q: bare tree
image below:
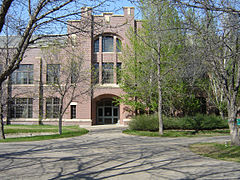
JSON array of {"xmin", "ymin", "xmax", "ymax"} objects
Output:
[
  {"xmin": 176, "ymin": 0, "xmax": 240, "ymax": 145},
  {"xmin": 42, "ymin": 40, "xmax": 90, "ymax": 134},
  {"xmin": 0, "ymin": 0, "xmax": 109, "ymax": 139}
]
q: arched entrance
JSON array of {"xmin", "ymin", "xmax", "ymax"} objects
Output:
[{"xmin": 96, "ymin": 98, "xmax": 119, "ymax": 124}]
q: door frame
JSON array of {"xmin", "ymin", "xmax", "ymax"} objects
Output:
[{"xmin": 96, "ymin": 99, "xmax": 119, "ymax": 125}]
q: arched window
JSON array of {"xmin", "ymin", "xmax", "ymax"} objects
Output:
[
  {"xmin": 102, "ymin": 36, "xmax": 113, "ymax": 52},
  {"xmin": 94, "ymin": 35, "xmax": 122, "ymax": 53}
]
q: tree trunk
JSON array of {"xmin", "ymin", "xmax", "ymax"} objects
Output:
[
  {"xmin": 0, "ymin": 113, "xmax": 5, "ymax": 139},
  {"xmin": 157, "ymin": 51, "xmax": 163, "ymax": 135},
  {"xmin": 59, "ymin": 116, "xmax": 62, "ymax": 135},
  {"xmin": 6, "ymin": 76, "xmax": 11, "ymax": 125},
  {"xmin": 220, "ymin": 111, "xmax": 224, "ymax": 119},
  {"xmin": 39, "ymin": 58, "xmax": 43, "ymax": 125},
  {"xmin": 58, "ymin": 99, "xmax": 63, "ymax": 135},
  {"xmin": 0, "ymin": 85, "xmax": 5, "ymax": 139},
  {"xmin": 228, "ymin": 99, "xmax": 240, "ymax": 145},
  {"xmin": 158, "ymin": 79, "xmax": 163, "ymax": 135}
]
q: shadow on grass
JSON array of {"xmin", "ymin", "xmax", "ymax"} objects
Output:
[{"xmin": 0, "ymin": 129, "xmax": 89, "ymax": 142}]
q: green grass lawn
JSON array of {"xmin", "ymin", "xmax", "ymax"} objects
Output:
[
  {"xmin": 123, "ymin": 129, "xmax": 230, "ymax": 137},
  {"xmin": 190, "ymin": 143, "xmax": 240, "ymax": 163},
  {"xmin": 0, "ymin": 124, "xmax": 88, "ymax": 142}
]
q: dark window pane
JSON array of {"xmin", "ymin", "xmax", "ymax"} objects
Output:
[
  {"xmin": 45, "ymin": 97, "xmax": 60, "ymax": 118},
  {"xmin": 102, "ymin": 36, "xmax": 113, "ymax": 52},
  {"xmin": 47, "ymin": 64, "xmax": 60, "ymax": 84},
  {"xmin": 11, "ymin": 98, "xmax": 33, "ymax": 118},
  {"xmin": 94, "ymin": 38, "xmax": 99, "ymax": 52},
  {"xmin": 114, "ymin": 118, "xmax": 118, "ymax": 123},
  {"xmin": 116, "ymin": 38, "xmax": 122, "ymax": 52},
  {"xmin": 102, "ymin": 63, "xmax": 114, "ymax": 84},
  {"xmin": 113, "ymin": 108, "xmax": 118, "ymax": 116},
  {"xmin": 11, "ymin": 64, "xmax": 33, "ymax": 84},
  {"xmin": 98, "ymin": 108, "xmax": 103, "ymax": 116},
  {"xmin": 117, "ymin": 63, "xmax": 122, "ymax": 84},
  {"xmin": 104, "ymin": 118, "xmax": 112, "ymax": 124},
  {"xmin": 104, "ymin": 107, "xmax": 112, "ymax": 116},
  {"xmin": 93, "ymin": 63, "xmax": 99, "ymax": 84},
  {"xmin": 71, "ymin": 105, "xmax": 76, "ymax": 119}
]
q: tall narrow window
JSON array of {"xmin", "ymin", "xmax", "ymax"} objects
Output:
[
  {"xmin": 102, "ymin": 36, "xmax": 113, "ymax": 52},
  {"xmin": 102, "ymin": 63, "xmax": 114, "ymax": 84},
  {"xmin": 70, "ymin": 62, "xmax": 78, "ymax": 84},
  {"xmin": 94, "ymin": 38, "xmax": 99, "ymax": 52},
  {"xmin": 47, "ymin": 64, "xmax": 60, "ymax": 84},
  {"xmin": 116, "ymin": 38, "xmax": 122, "ymax": 52},
  {"xmin": 93, "ymin": 63, "xmax": 99, "ymax": 84},
  {"xmin": 11, "ymin": 64, "xmax": 33, "ymax": 84},
  {"xmin": 117, "ymin": 62, "xmax": 122, "ymax": 84},
  {"xmin": 71, "ymin": 105, "xmax": 76, "ymax": 119},
  {"xmin": 11, "ymin": 98, "xmax": 33, "ymax": 118},
  {"xmin": 46, "ymin": 97, "xmax": 60, "ymax": 118}
]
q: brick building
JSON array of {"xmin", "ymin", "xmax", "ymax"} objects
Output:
[{"xmin": 1, "ymin": 7, "xmax": 141, "ymax": 126}]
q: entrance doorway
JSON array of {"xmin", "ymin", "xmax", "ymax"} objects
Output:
[{"xmin": 97, "ymin": 99, "xmax": 119, "ymax": 124}]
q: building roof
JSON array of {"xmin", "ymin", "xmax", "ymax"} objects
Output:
[{"xmin": 0, "ymin": 35, "xmax": 67, "ymax": 48}]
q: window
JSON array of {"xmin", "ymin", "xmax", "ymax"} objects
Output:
[
  {"xmin": 0, "ymin": 64, "xmax": 3, "ymax": 73},
  {"xmin": 47, "ymin": 64, "xmax": 60, "ymax": 84},
  {"xmin": 71, "ymin": 105, "xmax": 76, "ymax": 119},
  {"xmin": 117, "ymin": 62, "xmax": 122, "ymax": 83},
  {"xmin": 93, "ymin": 63, "xmax": 99, "ymax": 84},
  {"xmin": 116, "ymin": 38, "xmax": 122, "ymax": 52},
  {"xmin": 102, "ymin": 63, "xmax": 114, "ymax": 84},
  {"xmin": 11, "ymin": 98, "xmax": 33, "ymax": 118},
  {"xmin": 11, "ymin": 64, "xmax": 33, "ymax": 84},
  {"xmin": 102, "ymin": 36, "xmax": 113, "ymax": 52},
  {"xmin": 71, "ymin": 71, "xmax": 78, "ymax": 84},
  {"xmin": 46, "ymin": 97, "xmax": 60, "ymax": 118},
  {"xmin": 70, "ymin": 62, "xmax": 78, "ymax": 84},
  {"xmin": 94, "ymin": 38, "xmax": 99, "ymax": 52}
]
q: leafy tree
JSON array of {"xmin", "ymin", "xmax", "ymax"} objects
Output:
[{"xmin": 120, "ymin": 0, "xmax": 184, "ymax": 134}]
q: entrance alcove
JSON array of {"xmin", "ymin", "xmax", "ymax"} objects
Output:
[{"xmin": 92, "ymin": 95, "xmax": 120, "ymax": 125}]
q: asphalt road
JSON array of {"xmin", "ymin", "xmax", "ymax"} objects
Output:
[{"xmin": 0, "ymin": 125, "xmax": 239, "ymax": 180}]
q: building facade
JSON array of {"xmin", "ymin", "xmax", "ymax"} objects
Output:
[{"xmin": 2, "ymin": 7, "xmax": 141, "ymax": 126}]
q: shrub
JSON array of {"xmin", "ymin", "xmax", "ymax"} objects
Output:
[
  {"xmin": 129, "ymin": 113, "xmax": 228, "ymax": 131},
  {"xmin": 129, "ymin": 114, "xmax": 158, "ymax": 131}
]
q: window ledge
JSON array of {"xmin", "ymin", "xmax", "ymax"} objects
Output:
[
  {"xmin": 11, "ymin": 84, "xmax": 35, "ymax": 87},
  {"xmin": 94, "ymin": 52, "xmax": 122, "ymax": 54},
  {"xmin": 98, "ymin": 83, "xmax": 120, "ymax": 88}
]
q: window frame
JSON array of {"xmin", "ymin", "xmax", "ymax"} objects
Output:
[
  {"xmin": 116, "ymin": 62, "xmax": 122, "ymax": 84},
  {"xmin": 11, "ymin": 64, "xmax": 34, "ymax": 84},
  {"xmin": 46, "ymin": 97, "xmax": 60, "ymax": 118},
  {"xmin": 102, "ymin": 63, "xmax": 114, "ymax": 84},
  {"xmin": 116, "ymin": 38, "xmax": 122, "ymax": 52},
  {"xmin": 102, "ymin": 36, "xmax": 114, "ymax": 52},
  {"xmin": 94, "ymin": 38, "xmax": 99, "ymax": 52},
  {"xmin": 11, "ymin": 98, "xmax": 33, "ymax": 118},
  {"xmin": 93, "ymin": 63, "xmax": 99, "ymax": 84},
  {"xmin": 46, "ymin": 64, "xmax": 60, "ymax": 84},
  {"xmin": 71, "ymin": 105, "xmax": 77, "ymax": 119}
]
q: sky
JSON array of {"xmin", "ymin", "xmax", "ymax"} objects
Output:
[
  {"xmin": 0, "ymin": 0, "xmax": 141, "ymax": 36},
  {"xmin": 102, "ymin": 0, "xmax": 141, "ymax": 19},
  {"xmin": 93, "ymin": 0, "xmax": 141, "ymax": 19}
]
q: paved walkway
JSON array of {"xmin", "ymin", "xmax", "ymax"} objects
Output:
[{"xmin": 0, "ymin": 125, "xmax": 239, "ymax": 180}]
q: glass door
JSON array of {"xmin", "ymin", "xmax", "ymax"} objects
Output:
[{"xmin": 97, "ymin": 99, "xmax": 119, "ymax": 124}]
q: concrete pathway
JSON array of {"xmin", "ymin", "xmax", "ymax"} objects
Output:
[{"xmin": 0, "ymin": 125, "xmax": 239, "ymax": 180}]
